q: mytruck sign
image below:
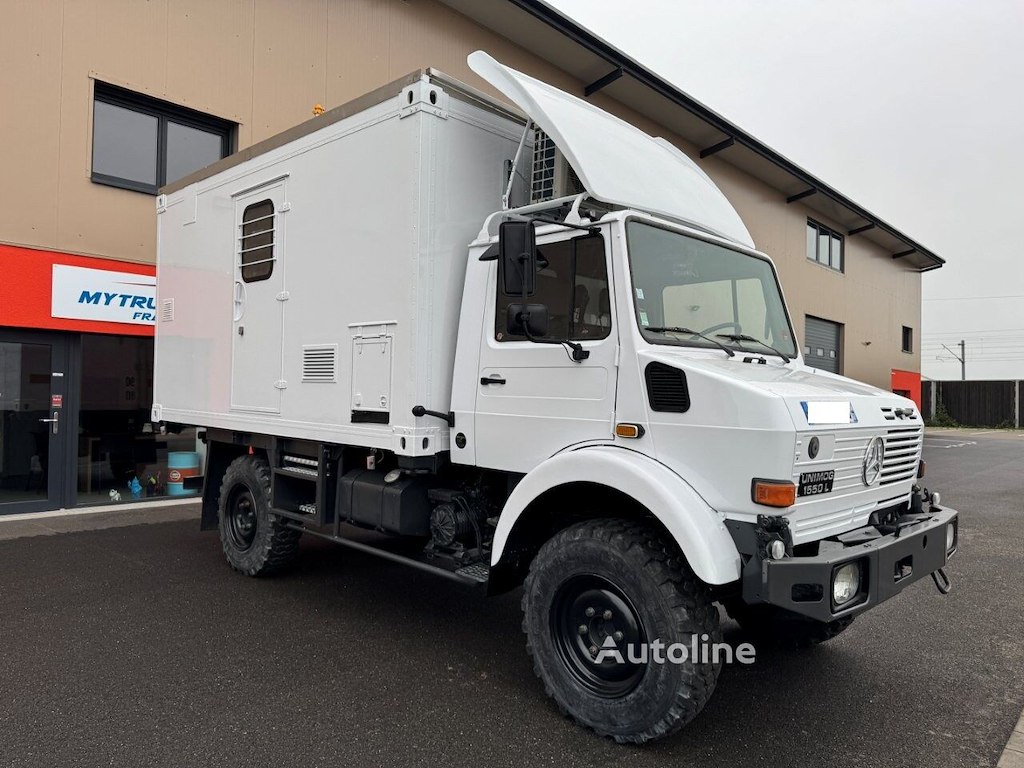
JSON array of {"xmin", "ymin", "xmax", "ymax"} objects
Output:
[{"xmin": 51, "ymin": 265, "xmax": 157, "ymax": 326}]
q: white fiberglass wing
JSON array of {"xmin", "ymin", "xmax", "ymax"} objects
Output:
[{"xmin": 468, "ymin": 50, "xmax": 754, "ymax": 249}]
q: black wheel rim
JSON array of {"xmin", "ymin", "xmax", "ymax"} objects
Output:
[
  {"xmin": 550, "ymin": 574, "xmax": 647, "ymax": 698},
  {"xmin": 226, "ymin": 484, "xmax": 258, "ymax": 552}
]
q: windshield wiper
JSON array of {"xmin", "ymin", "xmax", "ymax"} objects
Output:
[
  {"xmin": 644, "ymin": 326, "xmax": 735, "ymax": 357},
  {"xmin": 717, "ymin": 333, "xmax": 791, "ymax": 363}
]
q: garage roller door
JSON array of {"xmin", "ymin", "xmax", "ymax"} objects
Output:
[{"xmin": 804, "ymin": 316, "xmax": 841, "ymax": 373}]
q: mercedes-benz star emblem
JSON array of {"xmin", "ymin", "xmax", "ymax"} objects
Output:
[{"xmin": 862, "ymin": 436, "xmax": 885, "ymax": 485}]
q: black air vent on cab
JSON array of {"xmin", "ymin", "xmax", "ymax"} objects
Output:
[{"xmin": 645, "ymin": 362, "xmax": 690, "ymax": 413}]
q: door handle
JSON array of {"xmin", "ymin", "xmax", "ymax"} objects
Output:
[
  {"xmin": 39, "ymin": 411, "xmax": 58, "ymax": 435},
  {"xmin": 480, "ymin": 375, "xmax": 506, "ymax": 386}
]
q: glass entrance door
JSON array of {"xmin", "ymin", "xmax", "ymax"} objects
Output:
[{"xmin": 0, "ymin": 331, "xmax": 70, "ymax": 514}]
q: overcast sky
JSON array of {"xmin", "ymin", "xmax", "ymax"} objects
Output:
[{"xmin": 549, "ymin": 0, "xmax": 1024, "ymax": 380}]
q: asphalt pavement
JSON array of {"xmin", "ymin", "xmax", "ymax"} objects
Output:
[{"xmin": 0, "ymin": 429, "xmax": 1021, "ymax": 767}]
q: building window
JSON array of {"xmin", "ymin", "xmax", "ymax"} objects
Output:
[
  {"xmin": 91, "ymin": 82, "xmax": 233, "ymax": 194},
  {"xmin": 806, "ymin": 219, "xmax": 844, "ymax": 272},
  {"xmin": 496, "ymin": 234, "xmax": 610, "ymax": 342},
  {"xmin": 239, "ymin": 200, "xmax": 275, "ymax": 283},
  {"xmin": 902, "ymin": 326, "xmax": 913, "ymax": 353}
]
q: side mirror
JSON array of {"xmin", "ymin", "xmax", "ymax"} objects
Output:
[
  {"xmin": 499, "ymin": 220, "xmax": 537, "ymax": 296},
  {"xmin": 506, "ymin": 303, "xmax": 549, "ymax": 337}
]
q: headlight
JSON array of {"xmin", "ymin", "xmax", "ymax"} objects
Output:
[
  {"xmin": 832, "ymin": 562, "xmax": 861, "ymax": 607},
  {"xmin": 946, "ymin": 522, "xmax": 957, "ymax": 553}
]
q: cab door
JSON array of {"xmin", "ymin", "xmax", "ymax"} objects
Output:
[
  {"xmin": 231, "ymin": 181, "xmax": 286, "ymax": 413},
  {"xmin": 473, "ymin": 228, "xmax": 617, "ymax": 473}
]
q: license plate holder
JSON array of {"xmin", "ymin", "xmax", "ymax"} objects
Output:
[{"xmin": 798, "ymin": 470, "xmax": 835, "ymax": 497}]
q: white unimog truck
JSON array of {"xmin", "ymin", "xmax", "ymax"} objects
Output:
[{"xmin": 153, "ymin": 52, "xmax": 958, "ymax": 743}]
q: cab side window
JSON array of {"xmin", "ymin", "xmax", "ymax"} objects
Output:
[{"xmin": 495, "ymin": 233, "xmax": 610, "ymax": 342}]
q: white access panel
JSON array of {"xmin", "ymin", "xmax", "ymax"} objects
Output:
[{"xmin": 350, "ymin": 326, "xmax": 394, "ymax": 417}]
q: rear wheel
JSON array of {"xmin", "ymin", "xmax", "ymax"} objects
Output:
[
  {"xmin": 725, "ymin": 602, "xmax": 854, "ymax": 648},
  {"xmin": 522, "ymin": 519, "xmax": 721, "ymax": 744},
  {"xmin": 217, "ymin": 455, "xmax": 301, "ymax": 576}
]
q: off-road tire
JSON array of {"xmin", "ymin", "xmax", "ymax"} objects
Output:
[
  {"xmin": 522, "ymin": 519, "xmax": 721, "ymax": 744},
  {"xmin": 217, "ymin": 454, "xmax": 301, "ymax": 576},
  {"xmin": 724, "ymin": 601, "xmax": 854, "ymax": 649}
]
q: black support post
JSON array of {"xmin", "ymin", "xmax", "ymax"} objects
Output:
[
  {"xmin": 583, "ymin": 67, "xmax": 623, "ymax": 97},
  {"xmin": 699, "ymin": 137, "xmax": 734, "ymax": 158},
  {"xmin": 786, "ymin": 188, "xmax": 816, "ymax": 204}
]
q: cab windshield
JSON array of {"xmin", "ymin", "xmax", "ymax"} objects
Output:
[{"xmin": 626, "ymin": 220, "xmax": 797, "ymax": 357}]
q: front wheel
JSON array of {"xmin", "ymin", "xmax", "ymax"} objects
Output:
[
  {"xmin": 217, "ymin": 454, "xmax": 301, "ymax": 576},
  {"xmin": 522, "ymin": 519, "xmax": 721, "ymax": 744}
]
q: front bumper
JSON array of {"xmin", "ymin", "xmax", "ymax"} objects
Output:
[{"xmin": 731, "ymin": 505, "xmax": 958, "ymax": 623}]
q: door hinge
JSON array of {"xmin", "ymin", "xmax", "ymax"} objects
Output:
[{"xmin": 274, "ymin": 380, "xmax": 288, "ymax": 389}]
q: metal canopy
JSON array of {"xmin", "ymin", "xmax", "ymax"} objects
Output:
[{"xmin": 440, "ymin": 0, "xmax": 944, "ymax": 272}]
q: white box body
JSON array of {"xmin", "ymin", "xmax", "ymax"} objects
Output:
[{"xmin": 152, "ymin": 71, "xmax": 526, "ymax": 459}]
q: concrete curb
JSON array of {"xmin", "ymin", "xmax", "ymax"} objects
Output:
[
  {"xmin": 998, "ymin": 710, "xmax": 1024, "ymax": 767},
  {"xmin": 0, "ymin": 499, "xmax": 200, "ymax": 542}
]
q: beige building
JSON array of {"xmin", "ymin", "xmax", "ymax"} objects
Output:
[{"xmin": 0, "ymin": 0, "xmax": 942, "ymax": 514}]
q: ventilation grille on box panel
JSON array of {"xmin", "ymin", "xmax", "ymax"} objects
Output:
[
  {"xmin": 645, "ymin": 362, "xmax": 690, "ymax": 413},
  {"xmin": 530, "ymin": 128, "xmax": 584, "ymax": 203},
  {"xmin": 160, "ymin": 299, "xmax": 174, "ymax": 322},
  {"xmin": 302, "ymin": 344, "xmax": 337, "ymax": 382}
]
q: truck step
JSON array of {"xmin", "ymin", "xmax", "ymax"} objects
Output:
[
  {"xmin": 454, "ymin": 563, "xmax": 490, "ymax": 583},
  {"xmin": 282, "ymin": 455, "xmax": 319, "ymax": 468},
  {"xmin": 275, "ymin": 465, "xmax": 318, "ymax": 479}
]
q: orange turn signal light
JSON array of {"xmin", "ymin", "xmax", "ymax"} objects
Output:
[
  {"xmin": 917, "ymin": 460, "xmax": 926, "ymax": 479},
  {"xmin": 751, "ymin": 479, "xmax": 797, "ymax": 508},
  {"xmin": 615, "ymin": 423, "xmax": 646, "ymax": 439}
]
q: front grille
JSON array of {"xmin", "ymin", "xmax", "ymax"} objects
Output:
[
  {"xmin": 645, "ymin": 362, "xmax": 690, "ymax": 413},
  {"xmin": 794, "ymin": 425, "xmax": 922, "ymax": 496},
  {"xmin": 880, "ymin": 426, "xmax": 922, "ymax": 485},
  {"xmin": 790, "ymin": 424, "xmax": 922, "ymax": 542}
]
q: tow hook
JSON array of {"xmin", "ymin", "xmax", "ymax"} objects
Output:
[{"xmin": 931, "ymin": 568, "xmax": 952, "ymax": 595}]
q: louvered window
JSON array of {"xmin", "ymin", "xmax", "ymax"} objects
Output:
[{"xmin": 240, "ymin": 199, "xmax": 274, "ymax": 283}]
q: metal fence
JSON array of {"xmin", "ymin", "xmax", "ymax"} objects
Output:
[{"xmin": 922, "ymin": 380, "xmax": 1022, "ymax": 427}]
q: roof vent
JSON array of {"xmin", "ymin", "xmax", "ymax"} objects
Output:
[
  {"xmin": 645, "ymin": 362, "xmax": 690, "ymax": 413},
  {"xmin": 302, "ymin": 344, "xmax": 337, "ymax": 383},
  {"xmin": 530, "ymin": 128, "xmax": 584, "ymax": 203}
]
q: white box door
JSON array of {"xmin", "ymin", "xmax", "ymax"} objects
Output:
[{"xmin": 231, "ymin": 182, "xmax": 286, "ymax": 413}]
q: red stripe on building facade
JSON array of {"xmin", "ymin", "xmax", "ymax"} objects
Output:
[{"xmin": 0, "ymin": 243, "xmax": 155, "ymax": 337}]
